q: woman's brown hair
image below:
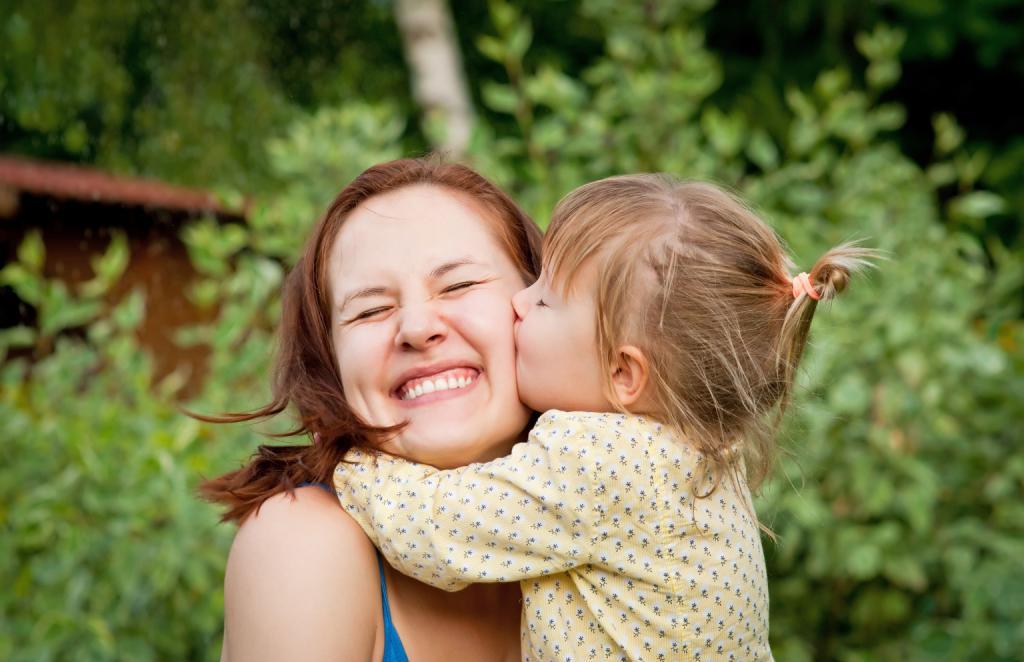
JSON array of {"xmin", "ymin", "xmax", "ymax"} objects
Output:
[{"xmin": 198, "ymin": 156, "xmax": 543, "ymax": 523}]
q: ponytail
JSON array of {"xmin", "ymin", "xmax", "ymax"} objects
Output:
[{"xmin": 775, "ymin": 242, "xmax": 878, "ymax": 416}]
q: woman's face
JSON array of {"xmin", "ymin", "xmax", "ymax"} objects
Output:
[{"xmin": 328, "ymin": 184, "xmax": 531, "ymax": 468}]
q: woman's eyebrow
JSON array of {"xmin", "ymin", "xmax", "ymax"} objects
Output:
[
  {"xmin": 339, "ymin": 286, "xmax": 389, "ymax": 311},
  {"xmin": 429, "ymin": 257, "xmax": 481, "ymax": 280}
]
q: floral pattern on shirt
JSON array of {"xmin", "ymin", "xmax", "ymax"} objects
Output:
[{"xmin": 335, "ymin": 410, "xmax": 772, "ymax": 661}]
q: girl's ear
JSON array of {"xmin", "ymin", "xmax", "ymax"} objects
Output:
[{"xmin": 610, "ymin": 345, "xmax": 649, "ymax": 408}]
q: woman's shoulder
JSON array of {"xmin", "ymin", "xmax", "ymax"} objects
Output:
[
  {"xmin": 236, "ymin": 483, "xmax": 374, "ymax": 547},
  {"xmin": 222, "ymin": 486, "xmax": 384, "ymax": 661}
]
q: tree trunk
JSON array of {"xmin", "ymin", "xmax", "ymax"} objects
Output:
[{"xmin": 393, "ymin": 0, "xmax": 474, "ymax": 156}]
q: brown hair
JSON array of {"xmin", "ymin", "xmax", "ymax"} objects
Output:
[
  {"xmin": 544, "ymin": 174, "xmax": 874, "ymax": 497},
  {"xmin": 199, "ymin": 156, "xmax": 543, "ymax": 523}
]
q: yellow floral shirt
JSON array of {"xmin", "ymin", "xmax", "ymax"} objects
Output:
[{"xmin": 334, "ymin": 411, "xmax": 772, "ymax": 661}]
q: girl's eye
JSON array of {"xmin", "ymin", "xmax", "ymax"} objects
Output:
[
  {"xmin": 536, "ymin": 299, "xmax": 548, "ymax": 308},
  {"xmin": 442, "ymin": 281, "xmax": 478, "ymax": 294}
]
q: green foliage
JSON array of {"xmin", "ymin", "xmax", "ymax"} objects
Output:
[
  {"xmin": 0, "ymin": 0, "xmax": 424, "ymax": 192},
  {"xmin": 0, "ymin": 0, "xmax": 292, "ymax": 189},
  {"xmin": 1, "ymin": 0, "xmax": 1021, "ymax": 659},
  {"xmin": 0, "ymin": 338, "xmax": 238, "ymax": 661},
  {"xmin": 0, "ymin": 247, "xmax": 242, "ymax": 660},
  {"xmin": 0, "ymin": 231, "xmax": 129, "ymax": 354},
  {"xmin": 252, "ymin": 102, "xmax": 407, "ymax": 260},
  {"xmin": 700, "ymin": 0, "xmax": 1024, "ymax": 247}
]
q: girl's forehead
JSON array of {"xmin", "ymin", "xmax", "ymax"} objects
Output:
[{"xmin": 543, "ymin": 243, "xmax": 607, "ymax": 294}]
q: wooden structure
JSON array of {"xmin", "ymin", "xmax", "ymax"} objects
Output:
[{"xmin": 0, "ymin": 155, "xmax": 246, "ymax": 394}]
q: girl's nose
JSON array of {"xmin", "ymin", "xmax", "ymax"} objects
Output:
[
  {"xmin": 511, "ymin": 285, "xmax": 532, "ymax": 321},
  {"xmin": 395, "ymin": 301, "xmax": 447, "ymax": 350}
]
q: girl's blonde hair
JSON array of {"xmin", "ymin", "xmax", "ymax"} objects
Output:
[{"xmin": 545, "ymin": 174, "xmax": 874, "ymax": 495}]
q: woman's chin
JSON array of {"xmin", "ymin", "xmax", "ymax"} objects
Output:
[
  {"xmin": 396, "ymin": 406, "xmax": 528, "ymax": 468},
  {"xmin": 396, "ymin": 433, "xmax": 496, "ymax": 468}
]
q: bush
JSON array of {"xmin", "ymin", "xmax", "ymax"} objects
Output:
[{"xmin": 0, "ymin": 242, "xmax": 237, "ymax": 660}]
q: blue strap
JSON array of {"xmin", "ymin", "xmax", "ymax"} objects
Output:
[
  {"xmin": 297, "ymin": 481, "xmax": 333, "ymax": 494},
  {"xmin": 377, "ymin": 553, "xmax": 411, "ymax": 662}
]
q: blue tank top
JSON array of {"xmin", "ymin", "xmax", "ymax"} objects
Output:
[
  {"xmin": 377, "ymin": 552, "xmax": 411, "ymax": 662},
  {"xmin": 299, "ymin": 482, "xmax": 409, "ymax": 661}
]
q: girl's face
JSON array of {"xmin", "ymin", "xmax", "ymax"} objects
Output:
[
  {"xmin": 328, "ymin": 184, "xmax": 531, "ymax": 468},
  {"xmin": 511, "ymin": 265, "xmax": 612, "ymax": 413}
]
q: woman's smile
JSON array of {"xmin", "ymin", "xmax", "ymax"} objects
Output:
[{"xmin": 393, "ymin": 364, "xmax": 481, "ymax": 405}]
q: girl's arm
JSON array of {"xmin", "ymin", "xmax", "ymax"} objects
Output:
[
  {"xmin": 221, "ymin": 486, "xmax": 384, "ymax": 662},
  {"xmin": 335, "ymin": 411, "xmax": 643, "ymax": 590}
]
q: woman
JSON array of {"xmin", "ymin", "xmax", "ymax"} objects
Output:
[{"xmin": 202, "ymin": 157, "xmax": 543, "ymax": 661}]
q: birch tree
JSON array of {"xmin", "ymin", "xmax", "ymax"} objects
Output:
[{"xmin": 393, "ymin": 0, "xmax": 475, "ymax": 155}]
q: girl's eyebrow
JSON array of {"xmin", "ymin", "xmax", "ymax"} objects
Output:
[{"xmin": 339, "ymin": 258, "xmax": 483, "ymax": 311}]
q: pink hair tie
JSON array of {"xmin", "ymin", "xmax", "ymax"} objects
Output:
[
  {"xmin": 791, "ymin": 272, "xmax": 821, "ymax": 301},
  {"xmin": 313, "ymin": 432, "xmax": 323, "ymax": 444}
]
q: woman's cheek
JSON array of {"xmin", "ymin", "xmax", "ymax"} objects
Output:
[
  {"xmin": 459, "ymin": 293, "xmax": 517, "ymax": 344},
  {"xmin": 335, "ymin": 326, "xmax": 387, "ymax": 393}
]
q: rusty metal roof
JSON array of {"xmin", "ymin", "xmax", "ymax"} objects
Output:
[{"xmin": 0, "ymin": 154, "xmax": 242, "ymax": 217}]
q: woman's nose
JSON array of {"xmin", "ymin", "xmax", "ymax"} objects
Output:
[{"xmin": 395, "ymin": 302, "xmax": 447, "ymax": 350}]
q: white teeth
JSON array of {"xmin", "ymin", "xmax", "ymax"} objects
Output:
[{"xmin": 401, "ymin": 372, "xmax": 477, "ymax": 401}]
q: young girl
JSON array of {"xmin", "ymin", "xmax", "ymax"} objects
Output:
[{"xmin": 334, "ymin": 175, "xmax": 872, "ymax": 661}]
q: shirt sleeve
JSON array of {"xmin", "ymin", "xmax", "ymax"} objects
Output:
[{"xmin": 333, "ymin": 411, "xmax": 628, "ymax": 591}]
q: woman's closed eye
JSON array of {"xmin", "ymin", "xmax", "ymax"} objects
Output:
[
  {"xmin": 349, "ymin": 306, "xmax": 392, "ymax": 322},
  {"xmin": 442, "ymin": 280, "xmax": 482, "ymax": 294},
  {"xmin": 536, "ymin": 298, "xmax": 548, "ymax": 308}
]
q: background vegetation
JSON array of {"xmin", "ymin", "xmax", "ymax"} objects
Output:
[{"xmin": 2, "ymin": 0, "xmax": 1021, "ymax": 659}]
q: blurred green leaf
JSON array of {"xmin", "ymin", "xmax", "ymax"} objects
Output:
[
  {"xmin": 482, "ymin": 82, "xmax": 520, "ymax": 114},
  {"xmin": 933, "ymin": 113, "xmax": 965, "ymax": 155},
  {"xmin": 506, "ymin": 21, "xmax": 532, "ymax": 61},
  {"xmin": 950, "ymin": 191, "xmax": 1007, "ymax": 221},
  {"xmin": 746, "ymin": 129, "xmax": 779, "ymax": 170},
  {"xmin": 701, "ymin": 107, "xmax": 745, "ymax": 157},
  {"xmin": 16, "ymin": 230, "xmax": 45, "ymax": 273},
  {"xmin": 81, "ymin": 232, "xmax": 130, "ymax": 298},
  {"xmin": 0, "ymin": 263, "xmax": 44, "ymax": 306},
  {"xmin": 477, "ymin": 34, "xmax": 505, "ymax": 62}
]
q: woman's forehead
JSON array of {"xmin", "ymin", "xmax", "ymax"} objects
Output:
[{"xmin": 330, "ymin": 186, "xmax": 512, "ymax": 280}]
